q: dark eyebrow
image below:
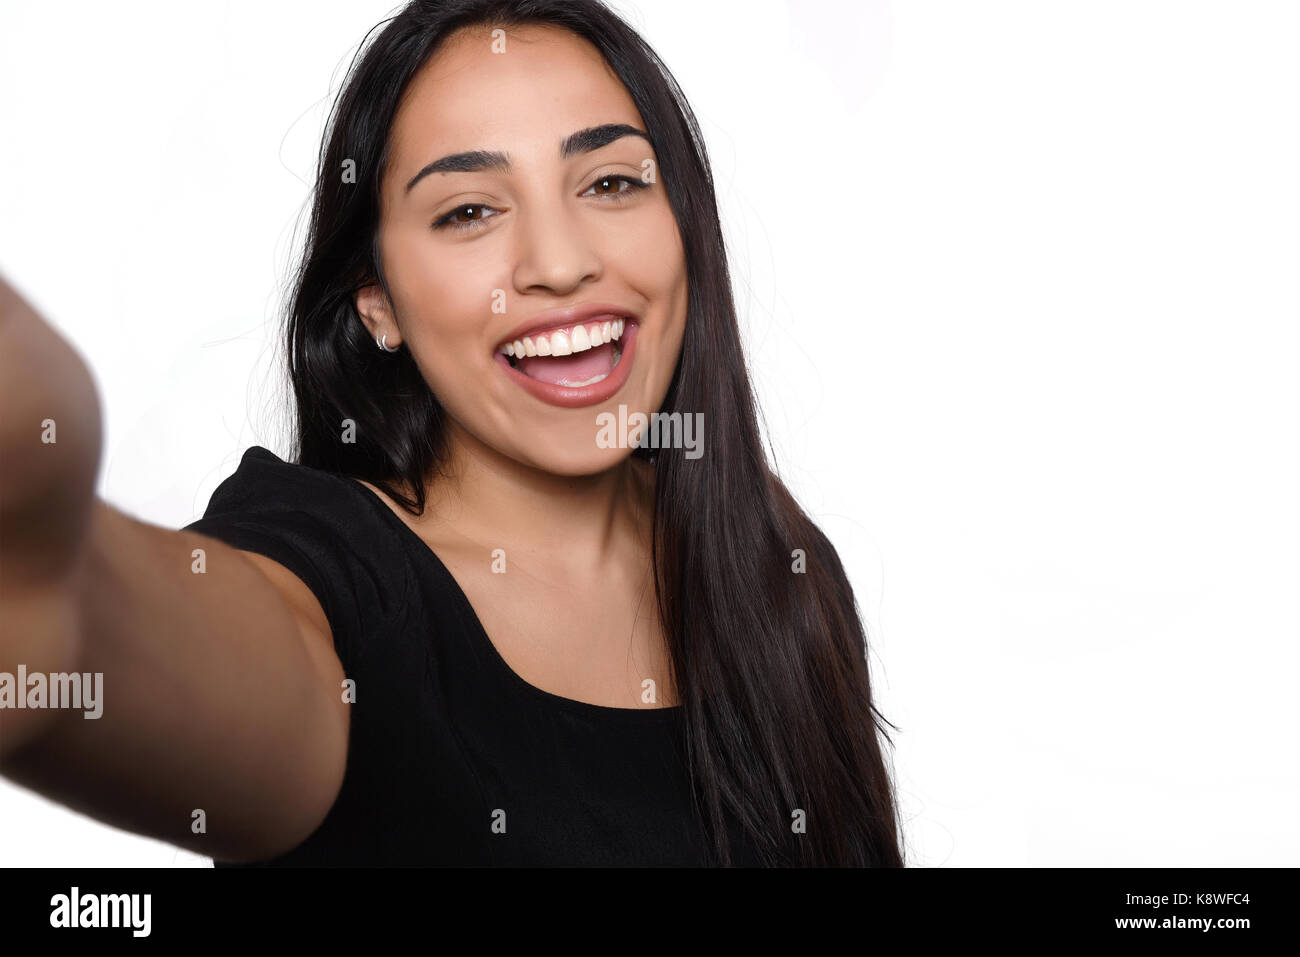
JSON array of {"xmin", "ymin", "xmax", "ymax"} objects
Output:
[{"xmin": 403, "ymin": 123, "xmax": 652, "ymax": 194}]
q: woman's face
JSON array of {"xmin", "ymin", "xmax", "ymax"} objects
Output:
[{"xmin": 358, "ymin": 23, "xmax": 688, "ymax": 477}]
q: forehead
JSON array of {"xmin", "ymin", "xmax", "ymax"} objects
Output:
[{"xmin": 387, "ymin": 23, "xmax": 643, "ymax": 178}]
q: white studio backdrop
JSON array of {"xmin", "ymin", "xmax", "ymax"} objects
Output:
[{"xmin": 0, "ymin": 0, "xmax": 1296, "ymax": 867}]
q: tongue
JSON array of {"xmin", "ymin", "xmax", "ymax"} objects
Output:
[{"xmin": 516, "ymin": 340, "xmax": 616, "ymax": 386}]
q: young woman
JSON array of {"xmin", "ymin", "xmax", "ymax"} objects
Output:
[{"xmin": 0, "ymin": 0, "xmax": 903, "ymax": 867}]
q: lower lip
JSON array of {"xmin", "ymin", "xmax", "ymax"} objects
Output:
[{"xmin": 494, "ymin": 320, "xmax": 639, "ymax": 408}]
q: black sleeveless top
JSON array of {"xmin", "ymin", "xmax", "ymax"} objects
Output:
[{"xmin": 183, "ymin": 446, "xmax": 765, "ymax": 866}]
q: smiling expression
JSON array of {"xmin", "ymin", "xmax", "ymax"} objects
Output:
[{"xmin": 355, "ymin": 23, "xmax": 689, "ymax": 476}]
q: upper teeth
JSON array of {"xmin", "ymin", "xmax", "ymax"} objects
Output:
[{"xmin": 502, "ymin": 318, "xmax": 626, "ymax": 358}]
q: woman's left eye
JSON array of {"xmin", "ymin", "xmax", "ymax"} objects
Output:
[
  {"xmin": 581, "ymin": 173, "xmax": 650, "ymax": 200},
  {"xmin": 431, "ymin": 175, "xmax": 649, "ymax": 233}
]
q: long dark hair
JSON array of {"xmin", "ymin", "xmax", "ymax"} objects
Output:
[{"xmin": 286, "ymin": 0, "xmax": 904, "ymax": 866}]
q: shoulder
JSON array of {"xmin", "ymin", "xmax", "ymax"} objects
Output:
[
  {"xmin": 183, "ymin": 446, "xmax": 412, "ymax": 667},
  {"xmin": 196, "ymin": 445, "xmax": 361, "ymax": 510},
  {"xmin": 188, "ymin": 446, "xmax": 407, "ymax": 539}
]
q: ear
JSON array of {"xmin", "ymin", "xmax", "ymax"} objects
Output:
[{"xmin": 355, "ymin": 283, "xmax": 400, "ymax": 348}]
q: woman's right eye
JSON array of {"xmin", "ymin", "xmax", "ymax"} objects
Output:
[{"xmin": 431, "ymin": 203, "xmax": 501, "ymax": 232}]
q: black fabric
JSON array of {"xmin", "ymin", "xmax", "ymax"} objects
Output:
[{"xmin": 182, "ymin": 445, "xmax": 763, "ymax": 866}]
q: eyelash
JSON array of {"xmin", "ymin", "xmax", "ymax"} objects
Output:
[{"xmin": 431, "ymin": 174, "xmax": 650, "ymax": 233}]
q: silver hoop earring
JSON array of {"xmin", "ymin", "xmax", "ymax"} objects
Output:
[{"xmin": 376, "ymin": 333, "xmax": 399, "ymax": 353}]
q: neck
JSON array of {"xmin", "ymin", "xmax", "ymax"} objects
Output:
[{"xmin": 414, "ymin": 419, "xmax": 654, "ymax": 577}]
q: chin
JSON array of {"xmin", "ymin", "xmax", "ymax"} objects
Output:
[{"xmin": 507, "ymin": 434, "xmax": 643, "ymax": 477}]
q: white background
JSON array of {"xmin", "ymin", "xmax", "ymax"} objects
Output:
[{"xmin": 1, "ymin": 0, "xmax": 1296, "ymax": 866}]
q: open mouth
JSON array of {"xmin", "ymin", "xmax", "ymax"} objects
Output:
[{"xmin": 498, "ymin": 317, "xmax": 628, "ymax": 388}]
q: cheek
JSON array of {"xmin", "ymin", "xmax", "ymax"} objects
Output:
[
  {"xmin": 386, "ymin": 273, "xmax": 490, "ymax": 408},
  {"xmin": 648, "ymin": 224, "xmax": 689, "ymax": 351},
  {"xmin": 388, "ymin": 237, "xmax": 493, "ymax": 355},
  {"xmin": 638, "ymin": 205, "xmax": 685, "ymax": 285},
  {"xmin": 616, "ymin": 206, "xmax": 688, "ymax": 324},
  {"xmin": 385, "ymin": 216, "xmax": 497, "ymax": 315}
]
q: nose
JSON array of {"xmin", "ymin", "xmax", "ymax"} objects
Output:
[{"xmin": 510, "ymin": 191, "xmax": 602, "ymax": 296}]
